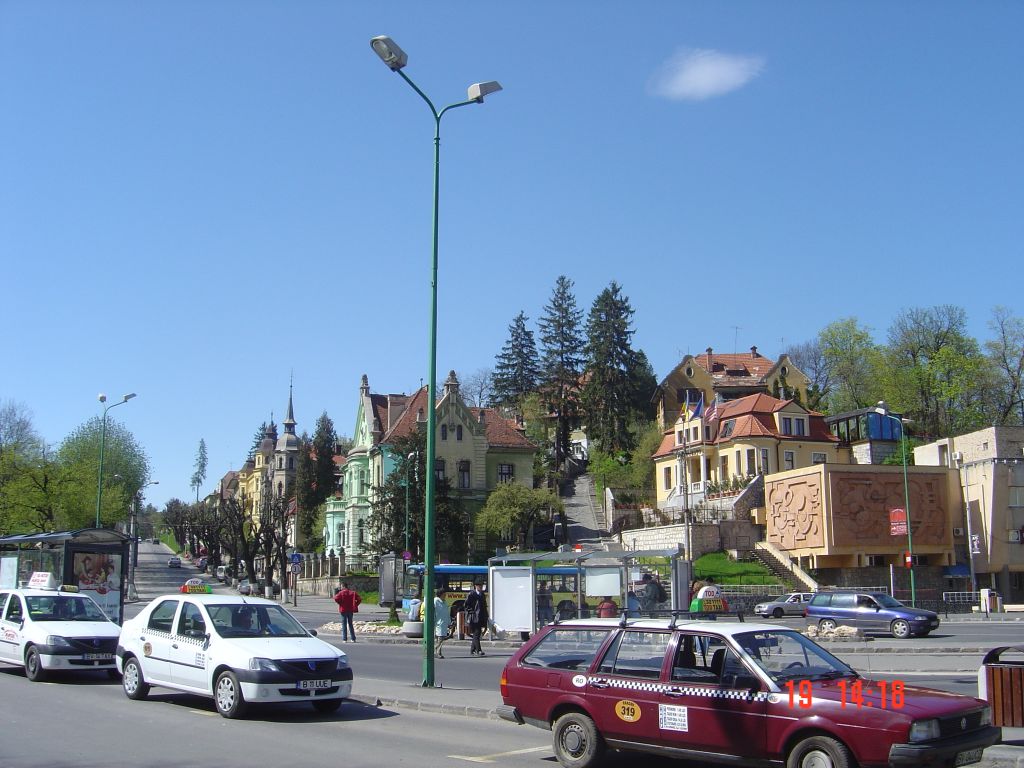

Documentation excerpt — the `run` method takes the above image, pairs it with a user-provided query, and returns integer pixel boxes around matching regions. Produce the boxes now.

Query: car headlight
[755,604,765,612]
[249,657,281,672]
[909,719,941,742]
[46,635,73,648]
[336,656,349,671]
[979,707,991,726]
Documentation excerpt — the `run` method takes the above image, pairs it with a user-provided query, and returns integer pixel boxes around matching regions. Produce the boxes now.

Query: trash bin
[978,645,1024,727]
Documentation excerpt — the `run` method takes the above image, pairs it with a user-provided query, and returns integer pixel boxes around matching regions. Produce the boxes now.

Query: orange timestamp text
[785,679,905,710]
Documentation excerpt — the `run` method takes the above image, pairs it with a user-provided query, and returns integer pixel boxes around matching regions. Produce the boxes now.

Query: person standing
[433,589,451,658]
[333,581,362,642]
[464,580,489,656]
[596,596,618,618]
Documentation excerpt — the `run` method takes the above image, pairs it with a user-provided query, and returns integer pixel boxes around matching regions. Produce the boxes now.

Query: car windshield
[735,630,856,683]
[208,603,309,638]
[874,594,904,608]
[26,594,108,622]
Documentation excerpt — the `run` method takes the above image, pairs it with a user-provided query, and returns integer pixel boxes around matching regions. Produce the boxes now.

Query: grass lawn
[693,552,779,585]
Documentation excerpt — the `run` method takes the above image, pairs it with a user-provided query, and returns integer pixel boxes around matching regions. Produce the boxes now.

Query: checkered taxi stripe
[590,677,770,702]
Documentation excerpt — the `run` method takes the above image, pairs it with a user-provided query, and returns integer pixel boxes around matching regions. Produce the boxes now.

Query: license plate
[84,653,113,660]
[296,679,331,690]
[955,748,983,766]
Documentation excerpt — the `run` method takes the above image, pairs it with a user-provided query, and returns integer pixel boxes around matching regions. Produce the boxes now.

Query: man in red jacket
[333,581,362,642]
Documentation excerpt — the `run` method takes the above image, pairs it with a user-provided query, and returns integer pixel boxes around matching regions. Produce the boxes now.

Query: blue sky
[3,2,1022,509]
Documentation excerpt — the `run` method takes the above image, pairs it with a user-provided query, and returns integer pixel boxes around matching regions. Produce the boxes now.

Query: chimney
[751,345,758,358]
[706,347,713,369]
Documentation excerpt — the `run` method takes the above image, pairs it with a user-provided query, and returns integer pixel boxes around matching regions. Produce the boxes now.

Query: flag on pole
[691,393,704,420]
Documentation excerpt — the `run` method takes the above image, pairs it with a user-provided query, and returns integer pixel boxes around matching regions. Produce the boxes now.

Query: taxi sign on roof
[180,582,212,594]
[28,572,57,589]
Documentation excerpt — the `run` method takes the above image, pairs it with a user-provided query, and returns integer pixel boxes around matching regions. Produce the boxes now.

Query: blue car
[806,591,939,638]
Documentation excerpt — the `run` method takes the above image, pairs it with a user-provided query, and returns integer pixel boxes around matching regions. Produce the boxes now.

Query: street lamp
[95,392,137,528]
[371,35,501,688]
[875,402,915,606]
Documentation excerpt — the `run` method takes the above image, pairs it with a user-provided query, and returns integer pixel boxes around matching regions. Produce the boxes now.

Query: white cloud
[649,48,765,101]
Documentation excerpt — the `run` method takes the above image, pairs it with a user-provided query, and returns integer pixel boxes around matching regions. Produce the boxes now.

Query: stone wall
[618,519,760,561]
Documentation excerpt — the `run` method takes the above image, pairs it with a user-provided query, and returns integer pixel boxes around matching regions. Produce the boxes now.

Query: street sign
[889,508,907,536]
[291,563,301,574]
[290,553,302,565]
[402,550,412,562]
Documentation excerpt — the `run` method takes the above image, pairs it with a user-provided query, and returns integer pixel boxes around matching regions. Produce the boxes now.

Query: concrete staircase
[752,540,819,592]
[560,473,610,548]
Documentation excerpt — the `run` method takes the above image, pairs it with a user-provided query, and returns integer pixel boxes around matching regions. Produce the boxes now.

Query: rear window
[598,630,672,679]
[832,594,856,608]
[522,628,611,671]
[810,594,831,606]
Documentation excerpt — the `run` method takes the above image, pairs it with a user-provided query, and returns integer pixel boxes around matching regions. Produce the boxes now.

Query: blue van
[805,591,939,638]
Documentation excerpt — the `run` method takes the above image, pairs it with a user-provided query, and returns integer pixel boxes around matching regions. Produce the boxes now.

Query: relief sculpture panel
[766,476,824,550]
[831,473,948,547]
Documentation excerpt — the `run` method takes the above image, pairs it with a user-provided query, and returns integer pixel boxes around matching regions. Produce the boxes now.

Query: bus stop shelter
[0,528,131,623]
[488,546,691,634]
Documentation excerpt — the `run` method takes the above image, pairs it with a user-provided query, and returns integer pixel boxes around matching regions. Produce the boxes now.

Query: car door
[0,593,14,662]
[855,594,886,632]
[784,595,804,616]
[828,593,857,627]
[0,594,26,664]
[136,598,179,685]
[660,631,767,757]
[585,629,671,745]
[168,601,211,690]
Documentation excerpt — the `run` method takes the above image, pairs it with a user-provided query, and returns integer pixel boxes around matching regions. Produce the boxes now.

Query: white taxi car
[116,588,352,718]
[0,578,121,681]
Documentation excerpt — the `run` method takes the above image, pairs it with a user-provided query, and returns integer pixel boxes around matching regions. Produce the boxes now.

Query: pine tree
[295,412,339,547]
[190,439,208,502]
[537,276,585,471]
[582,282,647,454]
[492,311,540,407]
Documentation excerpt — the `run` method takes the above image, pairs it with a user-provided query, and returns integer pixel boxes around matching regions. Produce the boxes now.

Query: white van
[216,565,229,582]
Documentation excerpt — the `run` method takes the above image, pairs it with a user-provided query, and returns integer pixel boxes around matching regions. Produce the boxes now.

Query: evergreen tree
[190,438,208,502]
[537,276,585,471]
[582,281,645,453]
[250,422,268,458]
[295,412,339,548]
[492,311,540,407]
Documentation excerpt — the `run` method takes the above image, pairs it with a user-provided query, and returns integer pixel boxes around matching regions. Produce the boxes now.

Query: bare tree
[461,367,495,407]
[986,306,1024,425]
[784,339,831,412]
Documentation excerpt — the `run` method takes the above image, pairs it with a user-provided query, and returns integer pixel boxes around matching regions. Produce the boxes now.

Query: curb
[349,693,499,720]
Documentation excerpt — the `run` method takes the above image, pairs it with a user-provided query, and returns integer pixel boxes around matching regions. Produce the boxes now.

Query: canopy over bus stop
[0,528,130,623]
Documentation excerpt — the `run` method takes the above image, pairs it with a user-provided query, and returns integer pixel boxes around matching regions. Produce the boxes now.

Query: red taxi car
[498,617,999,768]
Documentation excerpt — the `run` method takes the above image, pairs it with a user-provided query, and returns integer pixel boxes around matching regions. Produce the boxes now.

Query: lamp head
[98,393,107,404]
[123,393,137,402]
[468,81,502,103]
[370,36,408,71]
[874,400,888,416]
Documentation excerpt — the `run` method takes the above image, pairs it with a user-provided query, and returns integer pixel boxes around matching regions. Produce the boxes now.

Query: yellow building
[654,346,810,429]
[653,393,844,512]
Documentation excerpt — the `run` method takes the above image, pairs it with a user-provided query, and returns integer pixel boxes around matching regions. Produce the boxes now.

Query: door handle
[590,680,610,689]
[665,687,685,698]
[171,643,179,649]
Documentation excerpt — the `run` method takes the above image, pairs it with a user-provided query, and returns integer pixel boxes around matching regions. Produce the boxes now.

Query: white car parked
[0,581,121,681]
[116,590,352,718]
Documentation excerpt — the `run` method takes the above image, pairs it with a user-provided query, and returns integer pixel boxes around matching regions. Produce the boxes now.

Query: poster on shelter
[72,551,122,622]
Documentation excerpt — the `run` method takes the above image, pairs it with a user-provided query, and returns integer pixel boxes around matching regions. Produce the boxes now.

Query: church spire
[283,375,296,436]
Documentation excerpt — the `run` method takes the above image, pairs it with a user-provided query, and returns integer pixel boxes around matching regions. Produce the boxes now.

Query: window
[692,426,700,442]
[598,630,671,679]
[4,595,23,622]
[704,426,712,441]
[521,628,611,670]
[672,633,729,683]
[760,449,769,473]
[456,425,463,441]
[812,452,827,464]
[288,457,294,470]
[746,449,756,475]
[794,419,806,437]
[781,417,793,435]
[441,424,448,440]
[676,431,685,445]
[784,451,795,470]
[498,463,514,483]
[1010,487,1024,507]
[177,602,207,637]
[147,599,178,633]
[458,460,470,490]
[278,457,283,469]
[735,450,741,476]
[720,419,735,438]
[720,456,729,478]
[664,466,673,490]
[358,520,365,545]
[435,459,446,481]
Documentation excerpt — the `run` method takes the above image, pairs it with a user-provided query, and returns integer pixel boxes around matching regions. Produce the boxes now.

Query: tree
[476,483,563,552]
[461,367,495,407]
[538,275,585,472]
[190,438,208,502]
[295,411,338,548]
[492,311,540,408]
[0,400,47,533]
[819,317,879,413]
[56,416,150,529]
[986,306,1024,425]
[250,422,269,457]
[784,339,831,412]
[581,282,646,453]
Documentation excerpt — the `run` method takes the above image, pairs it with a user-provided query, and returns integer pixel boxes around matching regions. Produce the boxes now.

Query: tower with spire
[271,380,300,502]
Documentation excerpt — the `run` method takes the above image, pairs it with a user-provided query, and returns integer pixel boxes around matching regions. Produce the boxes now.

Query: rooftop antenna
[731,326,741,355]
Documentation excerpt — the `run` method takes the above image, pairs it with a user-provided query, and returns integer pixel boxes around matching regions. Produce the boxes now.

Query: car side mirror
[308,629,318,636]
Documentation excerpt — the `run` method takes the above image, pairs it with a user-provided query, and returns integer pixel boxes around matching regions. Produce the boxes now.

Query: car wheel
[122,657,150,700]
[312,698,342,714]
[818,619,837,632]
[552,711,605,768]
[215,670,247,718]
[787,735,853,768]
[773,607,785,619]
[24,646,46,682]
[891,619,911,639]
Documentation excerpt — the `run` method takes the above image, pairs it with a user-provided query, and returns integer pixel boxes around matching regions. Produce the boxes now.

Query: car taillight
[500,673,508,698]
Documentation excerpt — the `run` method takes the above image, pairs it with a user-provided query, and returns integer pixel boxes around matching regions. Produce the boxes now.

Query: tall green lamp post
[95,392,137,528]
[370,35,501,687]
[875,402,915,606]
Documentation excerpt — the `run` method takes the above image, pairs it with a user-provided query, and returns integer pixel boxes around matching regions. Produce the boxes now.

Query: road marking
[190,709,218,717]
[449,746,549,763]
